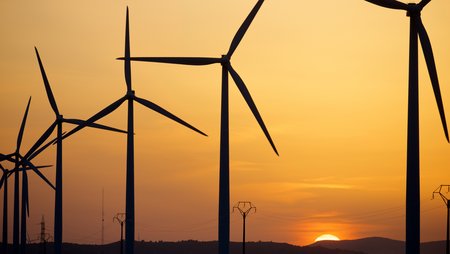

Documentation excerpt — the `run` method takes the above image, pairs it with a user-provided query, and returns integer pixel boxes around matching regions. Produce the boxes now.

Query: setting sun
[314,234,340,242]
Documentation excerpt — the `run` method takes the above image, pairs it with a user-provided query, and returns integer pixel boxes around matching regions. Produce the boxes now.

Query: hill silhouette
[310,237,446,254]
[6,240,363,254]
[4,238,446,254]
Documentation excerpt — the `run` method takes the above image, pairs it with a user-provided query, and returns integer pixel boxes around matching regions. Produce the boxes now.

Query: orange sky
[1,0,450,246]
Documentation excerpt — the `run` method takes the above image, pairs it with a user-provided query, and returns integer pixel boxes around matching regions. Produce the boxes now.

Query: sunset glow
[1,0,450,247]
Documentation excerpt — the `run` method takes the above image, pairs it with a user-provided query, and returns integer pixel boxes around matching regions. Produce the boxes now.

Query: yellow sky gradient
[1,0,450,246]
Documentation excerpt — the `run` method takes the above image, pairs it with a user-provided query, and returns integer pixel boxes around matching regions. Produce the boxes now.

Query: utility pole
[113,213,126,254]
[233,201,256,254]
[433,185,450,254]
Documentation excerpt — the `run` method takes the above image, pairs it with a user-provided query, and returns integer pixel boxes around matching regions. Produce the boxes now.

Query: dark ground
[2,238,446,254]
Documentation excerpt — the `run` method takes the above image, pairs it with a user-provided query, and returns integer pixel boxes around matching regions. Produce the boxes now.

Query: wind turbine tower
[102,188,105,246]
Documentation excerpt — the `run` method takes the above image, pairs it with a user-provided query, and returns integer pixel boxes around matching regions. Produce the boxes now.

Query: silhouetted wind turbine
[0,164,9,254]
[62,8,207,254]
[0,97,55,254]
[365,1,448,254]
[12,97,32,254]
[30,48,127,254]
[16,97,55,254]
[20,162,54,254]
[0,163,53,254]
[118,1,278,253]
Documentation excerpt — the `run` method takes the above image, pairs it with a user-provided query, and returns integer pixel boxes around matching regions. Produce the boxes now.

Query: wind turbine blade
[228,65,278,155]
[117,57,222,66]
[51,132,66,145]
[63,119,127,134]
[227,0,264,57]
[23,171,30,217]
[6,170,14,179]
[61,96,127,141]
[134,96,208,136]
[0,153,12,163]
[364,0,409,10]
[418,0,432,9]
[0,174,5,190]
[8,154,17,163]
[27,134,62,161]
[0,153,16,164]
[35,47,60,116]
[20,158,55,190]
[35,165,53,169]
[417,17,449,142]
[9,165,52,174]
[17,97,32,153]
[24,122,57,160]
[124,7,132,91]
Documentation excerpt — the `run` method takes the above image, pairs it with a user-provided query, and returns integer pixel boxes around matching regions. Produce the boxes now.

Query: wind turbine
[0,164,53,254]
[0,164,9,254]
[16,97,55,254]
[0,97,55,254]
[29,48,128,254]
[118,1,278,253]
[364,1,448,254]
[61,8,207,254]
[13,97,32,254]
[19,161,54,254]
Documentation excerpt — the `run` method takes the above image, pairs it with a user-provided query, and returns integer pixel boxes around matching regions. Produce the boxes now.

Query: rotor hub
[220,55,231,66]
[406,3,421,17]
[127,90,135,98]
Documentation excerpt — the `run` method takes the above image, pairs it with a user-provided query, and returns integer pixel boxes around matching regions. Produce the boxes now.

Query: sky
[1,0,450,247]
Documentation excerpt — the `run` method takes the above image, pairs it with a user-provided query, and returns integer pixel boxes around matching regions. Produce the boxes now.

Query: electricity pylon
[233,201,256,254]
[39,216,51,254]
[433,185,450,254]
[113,213,126,254]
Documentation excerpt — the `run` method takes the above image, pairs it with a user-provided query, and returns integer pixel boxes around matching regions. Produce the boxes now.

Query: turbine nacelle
[126,90,136,99]
[406,3,423,16]
[220,55,231,66]
[365,0,431,13]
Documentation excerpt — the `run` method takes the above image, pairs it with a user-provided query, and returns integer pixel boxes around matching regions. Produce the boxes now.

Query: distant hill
[4,238,445,254]
[6,240,364,254]
[310,237,446,254]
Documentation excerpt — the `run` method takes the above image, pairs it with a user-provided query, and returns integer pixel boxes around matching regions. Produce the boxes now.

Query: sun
[314,234,340,242]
